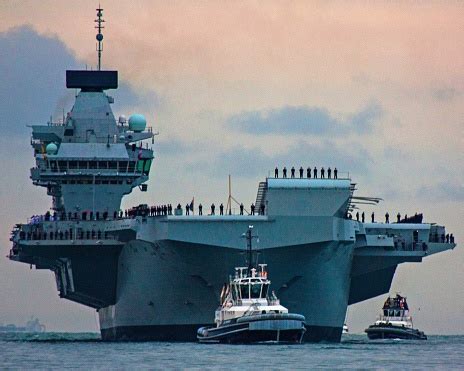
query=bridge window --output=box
[58,161,67,170]
[78,161,87,169]
[89,161,97,169]
[109,161,117,170]
[118,161,128,172]
[250,283,261,298]
[240,284,250,299]
[68,161,78,169]
[98,161,108,169]
[128,162,136,172]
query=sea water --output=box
[0,333,463,369]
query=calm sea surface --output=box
[0,333,462,369]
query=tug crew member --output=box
[328,167,332,179]
[307,167,311,178]
[371,212,375,223]
[211,203,215,215]
[334,167,338,179]
[291,167,295,178]
[385,212,389,223]
[199,203,203,215]
[321,167,325,178]
[251,203,255,215]
[299,166,304,178]
[275,167,278,178]
[356,212,359,221]
[362,211,365,223]
[283,167,287,178]
[397,212,401,223]
[220,203,224,215]
[240,203,244,215]
[313,167,318,178]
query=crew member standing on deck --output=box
[251,203,255,215]
[313,167,318,178]
[371,212,375,223]
[185,203,190,216]
[240,203,244,215]
[211,203,215,215]
[299,167,304,178]
[362,211,365,223]
[328,167,332,179]
[307,167,311,178]
[220,203,224,215]
[321,167,325,178]
[283,167,287,178]
[275,167,278,178]
[334,167,338,179]
[356,212,359,221]
[199,203,203,215]
[291,167,295,178]
[385,212,389,223]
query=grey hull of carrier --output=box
[8,11,457,342]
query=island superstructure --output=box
[8,9,457,342]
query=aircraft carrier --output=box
[8,9,457,342]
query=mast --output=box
[244,226,258,270]
[95,6,105,70]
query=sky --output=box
[0,1,462,334]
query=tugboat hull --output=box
[365,325,427,340]
[197,313,306,344]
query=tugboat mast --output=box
[95,6,105,70]
[243,226,258,270]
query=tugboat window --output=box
[262,284,269,298]
[240,284,249,299]
[250,283,261,298]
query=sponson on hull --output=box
[365,294,427,340]
[197,226,306,344]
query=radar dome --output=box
[46,142,58,155]
[128,114,147,132]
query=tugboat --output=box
[197,226,306,344]
[365,294,427,340]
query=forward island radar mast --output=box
[95,6,105,70]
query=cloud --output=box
[432,87,461,102]
[226,102,383,136]
[0,25,158,137]
[416,182,464,202]
[184,139,372,179]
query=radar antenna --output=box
[95,5,105,70]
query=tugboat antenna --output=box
[95,5,105,71]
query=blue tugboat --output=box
[197,226,306,344]
[365,294,427,340]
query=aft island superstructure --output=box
[8,9,457,342]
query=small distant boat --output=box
[197,226,306,344]
[365,294,426,340]
[0,317,45,333]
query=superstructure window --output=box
[109,161,117,170]
[78,161,87,169]
[98,161,108,169]
[89,161,97,169]
[118,161,128,172]
[68,161,78,169]
[58,161,67,170]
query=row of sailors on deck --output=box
[181,202,266,216]
[352,211,423,224]
[274,166,338,179]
